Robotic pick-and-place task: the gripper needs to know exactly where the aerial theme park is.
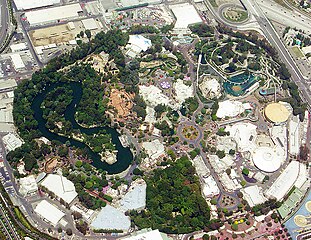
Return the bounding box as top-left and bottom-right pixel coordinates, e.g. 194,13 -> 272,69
0,0 -> 310,239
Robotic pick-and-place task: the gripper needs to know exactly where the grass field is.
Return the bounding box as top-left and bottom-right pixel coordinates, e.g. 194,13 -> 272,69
14,207 -> 32,230
223,9 -> 248,22
291,46 -> 304,58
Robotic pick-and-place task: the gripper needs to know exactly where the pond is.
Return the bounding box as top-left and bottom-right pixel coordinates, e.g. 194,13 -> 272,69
32,81 -> 133,174
223,73 -> 257,96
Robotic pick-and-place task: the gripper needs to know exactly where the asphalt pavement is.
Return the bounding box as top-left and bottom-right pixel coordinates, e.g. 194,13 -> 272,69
0,0 -> 10,51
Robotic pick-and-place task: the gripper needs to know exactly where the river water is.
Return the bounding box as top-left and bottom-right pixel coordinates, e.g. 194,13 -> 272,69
31,81 -> 133,174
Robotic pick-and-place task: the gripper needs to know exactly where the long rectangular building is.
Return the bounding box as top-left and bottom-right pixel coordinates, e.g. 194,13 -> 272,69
25,3 -> 83,26
14,0 -> 60,10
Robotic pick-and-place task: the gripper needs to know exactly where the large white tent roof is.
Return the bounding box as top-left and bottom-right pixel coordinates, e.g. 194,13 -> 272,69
119,182 -> 146,211
41,174 -> 77,204
128,35 -> 152,52
34,200 -> 65,226
91,205 -> 130,230
13,0 -> 60,10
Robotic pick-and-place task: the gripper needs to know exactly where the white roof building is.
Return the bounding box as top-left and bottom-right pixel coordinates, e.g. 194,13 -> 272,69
122,229 -> 172,240
199,77 -> 221,99
288,115 -> 300,156
173,79 -> 194,104
226,123 -> 257,153
0,79 -> 17,91
10,54 -> 25,70
265,161 -> 307,201
2,133 -> 23,152
10,43 -> 28,52
139,85 -> 173,108
142,139 -> 165,160
34,200 -> 65,226
119,180 -> 147,212
126,35 -> 152,57
216,100 -> 251,119
13,0 -> 60,10
202,175 -> 220,198
82,18 -> 98,30
25,4 -> 83,26
91,205 -> 130,231
241,185 -> 267,207
19,175 -> 38,197
40,174 -> 77,205
169,3 -> 202,29
252,146 -> 284,172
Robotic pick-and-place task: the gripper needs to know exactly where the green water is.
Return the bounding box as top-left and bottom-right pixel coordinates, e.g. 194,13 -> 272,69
223,73 -> 257,96
32,81 -> 133,174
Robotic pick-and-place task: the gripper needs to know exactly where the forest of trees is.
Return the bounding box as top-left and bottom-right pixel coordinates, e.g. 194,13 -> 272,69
10,29 -> 130,172
130,156 -> 210,234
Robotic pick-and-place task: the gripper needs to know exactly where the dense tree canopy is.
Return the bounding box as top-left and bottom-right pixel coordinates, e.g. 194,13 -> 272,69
131,156 -> 210,234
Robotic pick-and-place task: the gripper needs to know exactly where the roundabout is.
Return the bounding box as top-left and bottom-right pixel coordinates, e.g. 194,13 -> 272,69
219,4 -> 250,24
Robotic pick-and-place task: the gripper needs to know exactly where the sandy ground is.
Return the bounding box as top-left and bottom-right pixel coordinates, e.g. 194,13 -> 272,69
29,24 -> 80,46
109,89 -> 134,120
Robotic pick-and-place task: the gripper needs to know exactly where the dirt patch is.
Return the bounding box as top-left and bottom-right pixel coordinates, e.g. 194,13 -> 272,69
109,89 -> 134,121
29,24 -> 78,46
45,156 -> 61,173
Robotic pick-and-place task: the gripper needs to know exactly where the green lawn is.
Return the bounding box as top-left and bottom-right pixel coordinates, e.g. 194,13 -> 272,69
291,46 -> 304,58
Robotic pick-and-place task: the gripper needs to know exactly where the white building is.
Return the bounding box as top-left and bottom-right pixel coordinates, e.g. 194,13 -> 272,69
142,139 -> 165,160
252,146 -> 284,173
241,185 -> 267,207
126,35 -> 152,58
40,174 -> 77,205
122,228 -> 172,240
169,3 -> 202,30
226,123 -> 257,153
91,205 -> 130,231
265,161 -> 307,201
34,200 -> 65,226
288,115 -> 300,156
139,85 -> 172,108
119,179 -> 147,212
202,176 -> 220,198
10,54 -> 25,70
2,133 -> 23,152
25,3 -> 83,26
199,77 -> 221,99
13,0 -> 60,10
19,175 -> 38,197
216,100 -> 252,119
173,79 -> 194,104
82,18 -> 98,30
10,43 -> 28,52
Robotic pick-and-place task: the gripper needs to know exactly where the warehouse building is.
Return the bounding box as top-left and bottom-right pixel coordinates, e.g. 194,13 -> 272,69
169,3 -> 202,30
25,4 -> 83,26
34,200 -> 65,226
40,174 -> 77,205
13,0 -> 60,11
10,53 -> 25,70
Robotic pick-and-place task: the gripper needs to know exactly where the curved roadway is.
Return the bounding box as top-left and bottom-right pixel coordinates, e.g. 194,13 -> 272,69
0,0 -> 10,51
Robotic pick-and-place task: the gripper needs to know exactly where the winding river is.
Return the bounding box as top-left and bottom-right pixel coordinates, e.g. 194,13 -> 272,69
31,81 -> 133,174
